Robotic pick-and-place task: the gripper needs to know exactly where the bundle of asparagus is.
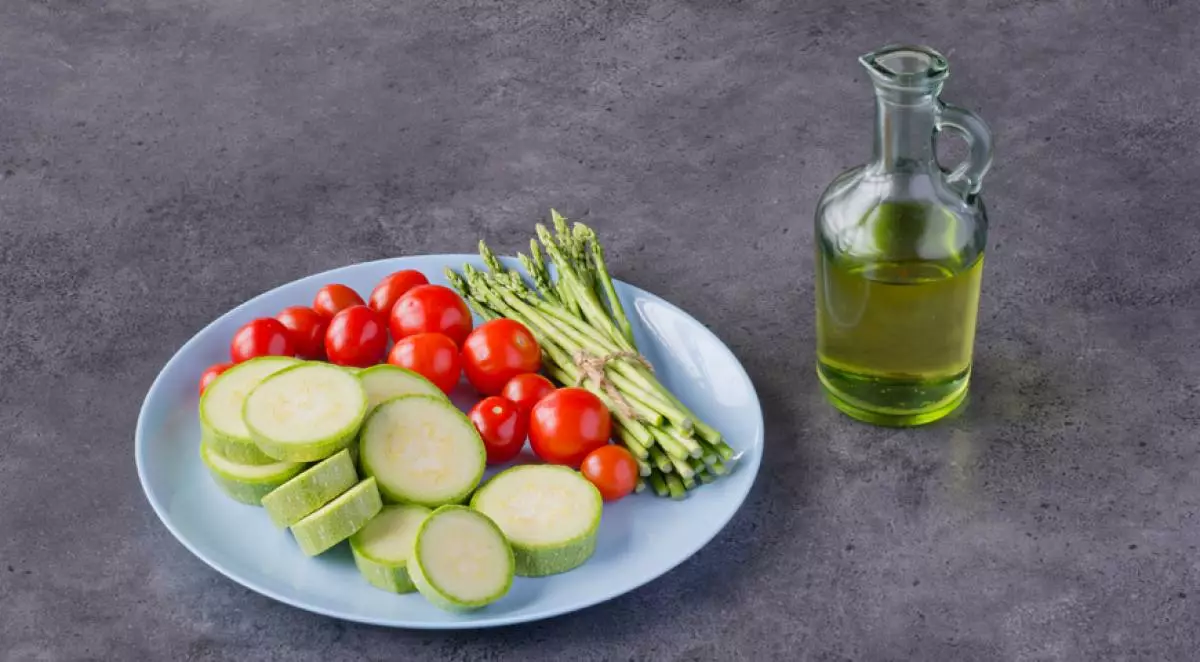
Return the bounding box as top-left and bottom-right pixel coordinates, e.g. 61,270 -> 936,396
445,211 -> 736,499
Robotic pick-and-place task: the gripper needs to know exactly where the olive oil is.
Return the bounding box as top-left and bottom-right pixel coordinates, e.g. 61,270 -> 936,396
815,229 -> 983,426
812,45 -> 993,426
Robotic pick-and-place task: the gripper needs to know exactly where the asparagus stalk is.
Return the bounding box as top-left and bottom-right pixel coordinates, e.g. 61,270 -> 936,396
669,453 -> 695,480
648,472 -> 669,497
662,424 -> 702,458
648,446 -> 673,474
446,269 -> 501,321
612,420 -> 651,460
478,240 -> 509,277
664,473 -> 687,500
648,426 -> 690,462
524,239 -> 559,302
553,211 -> 590,285
576,223 -> 636,346
536,224 -> 632,350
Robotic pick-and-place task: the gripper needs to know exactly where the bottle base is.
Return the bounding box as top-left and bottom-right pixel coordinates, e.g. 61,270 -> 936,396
816,362 -> 969,427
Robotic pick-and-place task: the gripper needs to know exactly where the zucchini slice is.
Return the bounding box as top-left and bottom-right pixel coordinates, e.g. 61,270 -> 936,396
199,442 -> 305,506
199,356 -> 300,464
290,477 -> 383,556
243,362 -> 368,462
260,448 -> 358,528
357,364 -> 445,411
350,504 -> 432,593
409,506 -> 513,611
359,395 -> 485,507
470,464 -> 602,577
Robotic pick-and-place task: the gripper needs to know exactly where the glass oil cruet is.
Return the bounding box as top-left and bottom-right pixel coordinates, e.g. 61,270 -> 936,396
814,44 -> 994,426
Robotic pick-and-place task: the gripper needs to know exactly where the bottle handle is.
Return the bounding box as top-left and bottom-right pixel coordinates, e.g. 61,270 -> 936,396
935,102 -> 994,198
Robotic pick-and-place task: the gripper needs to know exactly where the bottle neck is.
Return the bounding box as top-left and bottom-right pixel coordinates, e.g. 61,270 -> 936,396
870,90 -> 939,172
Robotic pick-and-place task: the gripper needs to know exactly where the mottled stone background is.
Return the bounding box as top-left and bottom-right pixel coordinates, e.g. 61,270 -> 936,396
2,1 -> 1197,660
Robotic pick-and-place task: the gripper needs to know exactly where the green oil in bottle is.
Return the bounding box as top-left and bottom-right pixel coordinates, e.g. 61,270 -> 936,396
815,202 -> 983,426
813,44 -> 994,426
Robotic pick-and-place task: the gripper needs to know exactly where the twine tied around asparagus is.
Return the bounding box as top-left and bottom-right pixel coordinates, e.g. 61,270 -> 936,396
572,350 -> 654,420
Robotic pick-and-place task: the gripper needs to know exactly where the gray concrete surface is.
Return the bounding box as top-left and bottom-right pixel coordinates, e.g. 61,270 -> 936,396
2,0 -> 1198,660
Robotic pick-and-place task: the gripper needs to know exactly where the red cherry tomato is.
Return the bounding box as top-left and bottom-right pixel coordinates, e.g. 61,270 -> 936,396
199,362 -> 233,395
389,284 -> 473,346
460,319 -> 542,395
528,388 -> 612,467
230,318 -> 295,363
501,373 -> 557,416
368,270 -> 429,317
324,305 -> 388,368
580,445 -> 639,502
468,396 -> 528,464
313,284 -> 365,318
387,332 -> 461,394
275,306 -> 330,360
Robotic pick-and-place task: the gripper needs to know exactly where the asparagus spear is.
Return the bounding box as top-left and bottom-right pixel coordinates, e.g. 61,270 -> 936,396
664,473 -> 687,500
648,446 -> 673,474
575,223 -> 635,347
648,472 -> 669,497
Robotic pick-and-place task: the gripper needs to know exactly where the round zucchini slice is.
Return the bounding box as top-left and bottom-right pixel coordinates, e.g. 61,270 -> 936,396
359,395 -> 485,507
357,364 -> 445,412
200,442 -> 305,506
409,506 -> 513,611
350,504 -> 432,593
470,464 -> 602,577
199,356 -> 300,464
243,362 -> 368,462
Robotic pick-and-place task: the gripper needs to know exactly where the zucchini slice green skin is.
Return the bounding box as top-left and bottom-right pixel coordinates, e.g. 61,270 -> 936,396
470,464 -> 603,577
243,362 -> 369,463
356,364 -> 446,412
261,448 -> 359,529
199,356 -> 300,465
350,504 -> 432,594
200,424 -> 276,465
290,478 -> 383,556
199,443 -> 305,506
358,394 -> 486,507
409,506 -> 514,612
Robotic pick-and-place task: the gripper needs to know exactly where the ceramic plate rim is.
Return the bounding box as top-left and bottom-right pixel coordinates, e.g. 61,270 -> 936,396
135,254 -> 764,629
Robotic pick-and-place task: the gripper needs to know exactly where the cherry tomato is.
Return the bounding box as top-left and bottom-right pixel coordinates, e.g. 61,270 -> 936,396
230,318 -> 295,363
389,284 -> 473,346
528,387 -> 612,467
501,373 -> 557,416
460,319 -> 541,395
368,270 -> 429,317
581,445 -> 639,502
387,332 -> 461,394
468,396 -> 527,464
313,284 -> 365,318
275,306 -> 330,360
199,362 -> 233,395
324,305 -> 388,367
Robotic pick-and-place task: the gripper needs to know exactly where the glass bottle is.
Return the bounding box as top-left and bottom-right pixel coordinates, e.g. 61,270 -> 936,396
814,44 -> 994,426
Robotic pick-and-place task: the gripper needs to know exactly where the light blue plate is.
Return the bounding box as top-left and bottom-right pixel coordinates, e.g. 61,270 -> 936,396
135,254 -> 763,629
